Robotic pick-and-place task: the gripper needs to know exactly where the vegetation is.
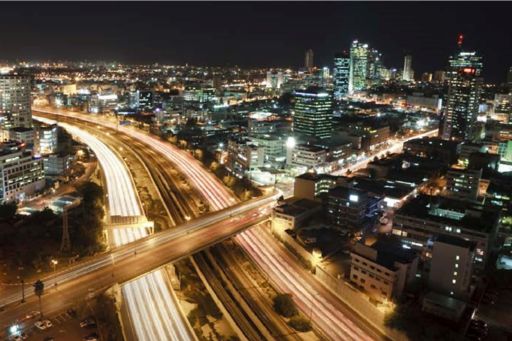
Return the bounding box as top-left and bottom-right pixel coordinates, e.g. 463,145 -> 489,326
0,181 -> 105,278
288,316 -> 312,332
34,279 -> 45,317
95,292 -> 124,341
273,293 -> 298,318
384,302 -> 464,341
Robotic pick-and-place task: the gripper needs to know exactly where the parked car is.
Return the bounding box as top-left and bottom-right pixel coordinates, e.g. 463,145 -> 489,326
34,320 -> 47,330
83,332 -> 99,341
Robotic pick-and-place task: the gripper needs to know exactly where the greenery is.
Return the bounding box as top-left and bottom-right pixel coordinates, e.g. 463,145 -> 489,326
95,292 -> 124,341
273,293 -> 298,318
0,181 -> 105,278
0,201 -> 17,221
384,302 -> 463,341
288,316 -> 312,332
34,279 -> 45,317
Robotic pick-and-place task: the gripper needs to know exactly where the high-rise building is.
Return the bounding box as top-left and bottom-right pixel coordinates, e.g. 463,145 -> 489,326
0,74 -> 32,130
266,71 -> 284,89
442,40 -> 483,141
292,87 -> 333,141
305,49 -> 314,71
402,55 -> 413,81
366,48 -> 383,87
349,40 -> 369,94
433,70 -> 446,83
333,51 -> 350,100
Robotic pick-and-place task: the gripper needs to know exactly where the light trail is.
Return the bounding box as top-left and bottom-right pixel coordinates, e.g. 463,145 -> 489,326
32,109 -> 377,339
34,115 -> 193,341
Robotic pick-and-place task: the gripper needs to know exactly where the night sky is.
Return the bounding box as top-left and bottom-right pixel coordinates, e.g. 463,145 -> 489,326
1,2 -> 511,82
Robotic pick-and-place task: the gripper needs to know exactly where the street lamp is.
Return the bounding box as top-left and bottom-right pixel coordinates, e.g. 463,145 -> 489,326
51,259 -> 58,272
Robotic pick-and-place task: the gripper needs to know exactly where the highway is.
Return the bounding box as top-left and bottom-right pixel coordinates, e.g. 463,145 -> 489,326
34,116 -> 195,341
32,107 -> 384,340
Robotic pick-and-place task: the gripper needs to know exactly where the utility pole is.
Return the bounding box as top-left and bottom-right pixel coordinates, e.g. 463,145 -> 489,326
21,279 -> 25,303
60,207 -> 71,253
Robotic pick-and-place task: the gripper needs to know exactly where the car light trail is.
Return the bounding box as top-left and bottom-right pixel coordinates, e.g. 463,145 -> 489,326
34,115 -> 193,341
33,109 -> 374,340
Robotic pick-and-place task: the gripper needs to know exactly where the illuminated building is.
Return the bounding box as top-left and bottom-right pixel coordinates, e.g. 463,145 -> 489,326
293,172 -> 337,201
327,186 -> 380,228
0,74 -> 32,130
0,141 -> 44,202
492,93 -> 511,123
305,49 -> 314,71
366,48 -> 383,86
266,71 -> 284,90
443,168 -> 483,202
392,195 -> 498,268
349,40 -> 369,93
442,36 -> 483,141
402,55 -> 413,81
333,51 -> 350,100
350,237 -> 418,302
36,124 -> 58,155
292,87 -> 333,141
137,90 -> 154,111
226,138 -> 265,179
433,70 -> 446,83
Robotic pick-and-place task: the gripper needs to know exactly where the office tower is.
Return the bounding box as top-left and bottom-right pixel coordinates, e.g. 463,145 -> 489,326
305,49 -> 314,71
266,70 -> 284,89
349,40 -> 369,94
421,72 -> 433,82
366,48 -> 382,86
402,55 -> 413,81
292,86 -> 333,141
333,51 -> 350,100
442,38 -> 483,141
0,74 -> 32,130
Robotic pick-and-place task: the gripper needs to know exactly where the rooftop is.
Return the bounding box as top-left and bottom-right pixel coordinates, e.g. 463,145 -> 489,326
396,194 -> 499,234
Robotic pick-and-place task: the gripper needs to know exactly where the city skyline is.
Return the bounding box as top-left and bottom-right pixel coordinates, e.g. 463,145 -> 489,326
0,2 -> 511,82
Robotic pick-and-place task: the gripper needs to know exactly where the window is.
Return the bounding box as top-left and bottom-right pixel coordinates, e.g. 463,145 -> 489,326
452,279 -> 457,284
455,255 -> 460,260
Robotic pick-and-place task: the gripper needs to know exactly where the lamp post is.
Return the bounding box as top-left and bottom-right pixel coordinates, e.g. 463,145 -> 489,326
51,259 -> 58,272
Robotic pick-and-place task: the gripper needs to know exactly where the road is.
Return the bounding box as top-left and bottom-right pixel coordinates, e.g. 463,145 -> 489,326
32,107 -> 385,340
331,128 -> 439,176
34,116 -> 195,341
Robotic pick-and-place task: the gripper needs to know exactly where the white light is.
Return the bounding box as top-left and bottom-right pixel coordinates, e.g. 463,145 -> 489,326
349,194 -> 359,202
286,137 -> 296,149
9,325 -> 19,335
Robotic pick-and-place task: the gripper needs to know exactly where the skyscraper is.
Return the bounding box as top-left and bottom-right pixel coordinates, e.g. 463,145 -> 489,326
349,40 -> 369,94
0,74 -> 32,130
442,39 -> 483,141
293,87 -> 333,141
402,55 -> 413,81
305,49 -> 314,71
333,51 -> 350,100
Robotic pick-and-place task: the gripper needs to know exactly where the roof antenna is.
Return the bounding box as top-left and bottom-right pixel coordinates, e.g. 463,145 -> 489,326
457,33 -> 464,49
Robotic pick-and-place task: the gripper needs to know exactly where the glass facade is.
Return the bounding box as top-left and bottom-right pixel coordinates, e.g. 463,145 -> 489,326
293,87 -> 333,141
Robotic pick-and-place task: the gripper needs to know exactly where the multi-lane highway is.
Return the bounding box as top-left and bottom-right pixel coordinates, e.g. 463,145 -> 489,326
34,116 -> 195,341
32,107 -> 384,340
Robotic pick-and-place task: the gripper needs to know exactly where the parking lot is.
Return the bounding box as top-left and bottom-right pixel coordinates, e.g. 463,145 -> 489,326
7,310 -> 99,341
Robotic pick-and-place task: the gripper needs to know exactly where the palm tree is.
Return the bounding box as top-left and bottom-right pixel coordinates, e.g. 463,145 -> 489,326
33,280 -> 45,319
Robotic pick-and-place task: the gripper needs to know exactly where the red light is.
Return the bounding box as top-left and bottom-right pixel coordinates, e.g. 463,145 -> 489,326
457,34 -> 464,48
462,68 -> 475,75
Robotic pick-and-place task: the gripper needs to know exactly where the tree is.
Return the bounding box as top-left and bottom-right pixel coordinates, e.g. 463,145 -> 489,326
0,202 -> 17,221
288,316 -> 312,332
273,293 -> 298,318
34,279 -> 45,318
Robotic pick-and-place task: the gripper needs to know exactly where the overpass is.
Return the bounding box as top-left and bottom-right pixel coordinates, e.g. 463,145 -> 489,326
0,194 -> 276,330
32,107 -> 383,340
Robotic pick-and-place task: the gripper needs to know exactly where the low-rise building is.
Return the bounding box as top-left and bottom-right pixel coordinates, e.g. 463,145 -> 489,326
327,186 -> 380,229
293,172 -> 338,201
350,236 -> 418,302
226,138 -> 265,179
443,168 -> 483,202
403,137 -> 458,165
43,154 -> 74,177
272,198 -> 322,233
392,195 -> 499,269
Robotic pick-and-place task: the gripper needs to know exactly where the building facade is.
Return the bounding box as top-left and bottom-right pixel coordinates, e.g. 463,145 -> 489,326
442,50 -> 483,141
292,87 -> 333,141
0,74 -> 32,130
349,40 -> 369,94
333,52 -> 350,100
